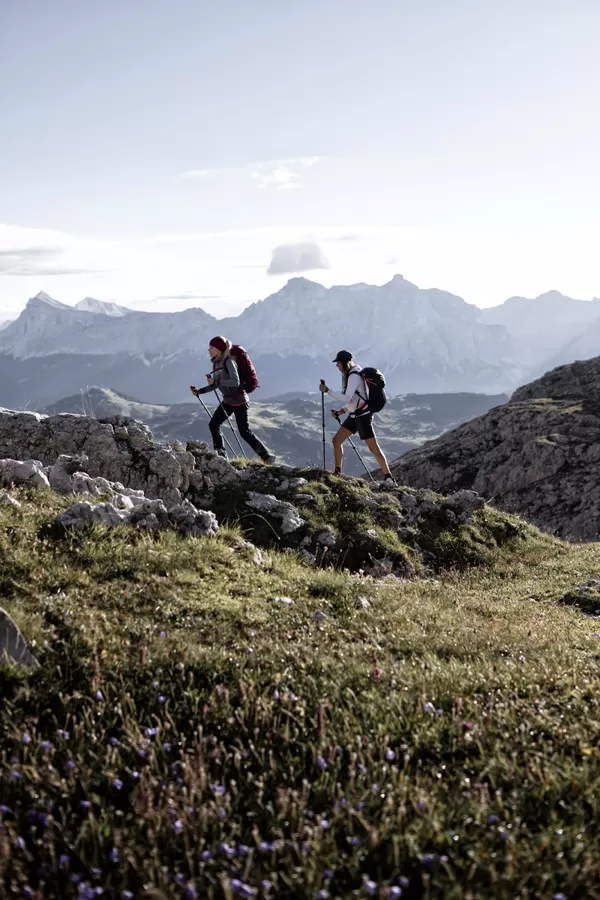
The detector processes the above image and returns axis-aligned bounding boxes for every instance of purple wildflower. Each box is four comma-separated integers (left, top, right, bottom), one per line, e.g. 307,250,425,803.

67,760,76,770
152,680,159,688
273,690,280,701
132,770,140,779
499,831,509,841
16,836,26,850
95,690,104,702
350,836,361,846
365,880,377,896
109,848,119,863
261,881,273,892
487,815,498,824
385,749,396,761
230,880,242,895
200,850,212,861
122,893,134,900
355,802,365,811
424,702,435,713
317,756,328,771
317,892,329,900
211,783,225,795
390,888,403,899
553,895,566,900
259,841,271,853
237,845,249,856
183,886,197,900
417,800,425,812
23,889,33,900
289,692,298,702
145,727,158,738
173,819,184,833
21,733,32,745
218,807,227,818
319,819,329,830
80,800,91,810
324,868,334,879
58,729,70,740
371,783,380,793
59,854,70,866
10,771,21,780
158,695,165,705
112,778,123,790
163,742,171,752
241,886,255,898
110,737,119,746
159,631,166,638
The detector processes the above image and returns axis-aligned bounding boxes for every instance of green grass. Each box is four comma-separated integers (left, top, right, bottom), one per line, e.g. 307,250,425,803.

1,487,600,898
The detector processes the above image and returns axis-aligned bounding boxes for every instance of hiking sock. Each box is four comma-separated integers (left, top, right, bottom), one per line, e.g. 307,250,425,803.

383,473,395,482
334,466,343,476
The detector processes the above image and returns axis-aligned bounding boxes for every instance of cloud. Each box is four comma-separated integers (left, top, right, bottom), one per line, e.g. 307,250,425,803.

267,242,329,276
250,157,320,191
0,246,64,274
181,156,321,190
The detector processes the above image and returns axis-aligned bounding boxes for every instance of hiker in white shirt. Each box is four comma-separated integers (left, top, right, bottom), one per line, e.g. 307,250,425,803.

320,350,394,481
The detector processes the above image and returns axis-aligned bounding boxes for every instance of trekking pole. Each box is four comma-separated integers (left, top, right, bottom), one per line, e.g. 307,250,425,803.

192,391,237,457
333,412,376,483
320,379,327,472
213,385,247,458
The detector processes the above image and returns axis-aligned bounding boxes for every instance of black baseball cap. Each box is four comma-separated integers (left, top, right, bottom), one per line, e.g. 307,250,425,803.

332,350,353,363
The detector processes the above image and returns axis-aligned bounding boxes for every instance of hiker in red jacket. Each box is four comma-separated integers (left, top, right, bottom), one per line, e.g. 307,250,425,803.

190,336,275,462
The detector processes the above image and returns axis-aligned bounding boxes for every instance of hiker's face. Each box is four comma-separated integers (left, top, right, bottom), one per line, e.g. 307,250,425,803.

209,345,221,361
336,361,344,372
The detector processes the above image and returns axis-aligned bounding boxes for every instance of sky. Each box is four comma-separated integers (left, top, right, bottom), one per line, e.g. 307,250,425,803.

1,0,599,320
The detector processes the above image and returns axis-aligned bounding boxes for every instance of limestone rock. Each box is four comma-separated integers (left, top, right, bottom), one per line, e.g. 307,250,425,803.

0,608,40,668
0,493,21,508
389,356,600,540
245,491,305,534
0,458,49,488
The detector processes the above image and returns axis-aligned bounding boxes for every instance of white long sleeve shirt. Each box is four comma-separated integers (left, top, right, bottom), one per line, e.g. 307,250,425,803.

327,366,368,413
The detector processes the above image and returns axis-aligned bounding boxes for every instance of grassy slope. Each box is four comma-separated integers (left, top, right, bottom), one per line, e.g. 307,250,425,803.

1,489,600,899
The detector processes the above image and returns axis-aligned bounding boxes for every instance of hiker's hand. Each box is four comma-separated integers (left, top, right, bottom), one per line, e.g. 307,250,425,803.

331,408,341,418
319,381,328,393
190,385,199,396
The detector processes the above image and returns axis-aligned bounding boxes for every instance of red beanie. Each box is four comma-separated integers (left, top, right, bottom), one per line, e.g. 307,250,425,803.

209,335,227,351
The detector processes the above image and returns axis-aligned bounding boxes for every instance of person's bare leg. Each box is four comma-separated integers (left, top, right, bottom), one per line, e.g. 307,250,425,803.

365,437,392,477
332,427,352,473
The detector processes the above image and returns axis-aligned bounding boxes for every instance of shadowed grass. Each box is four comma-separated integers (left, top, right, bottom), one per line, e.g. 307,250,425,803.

1,487,600,898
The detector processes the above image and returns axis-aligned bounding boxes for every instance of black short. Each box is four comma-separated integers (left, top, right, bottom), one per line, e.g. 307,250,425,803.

341,410,375,441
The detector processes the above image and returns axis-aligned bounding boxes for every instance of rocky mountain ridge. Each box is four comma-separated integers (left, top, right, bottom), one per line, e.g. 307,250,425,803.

390,355,600,540
0,407,523,578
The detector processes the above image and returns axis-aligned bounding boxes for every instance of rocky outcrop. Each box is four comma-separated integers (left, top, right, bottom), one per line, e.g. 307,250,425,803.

0,410,238,506
0,407,532,575
390,357,600,540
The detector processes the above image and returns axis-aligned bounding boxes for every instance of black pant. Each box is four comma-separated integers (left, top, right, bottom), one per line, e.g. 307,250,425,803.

209,402,269,458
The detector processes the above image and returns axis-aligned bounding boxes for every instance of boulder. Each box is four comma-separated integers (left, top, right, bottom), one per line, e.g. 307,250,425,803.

0,608,40,669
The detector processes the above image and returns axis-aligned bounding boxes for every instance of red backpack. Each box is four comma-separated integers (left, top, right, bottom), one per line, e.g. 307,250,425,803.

230,345,259,393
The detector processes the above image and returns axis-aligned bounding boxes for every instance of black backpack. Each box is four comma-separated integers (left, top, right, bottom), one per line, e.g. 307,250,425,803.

359,367,387,413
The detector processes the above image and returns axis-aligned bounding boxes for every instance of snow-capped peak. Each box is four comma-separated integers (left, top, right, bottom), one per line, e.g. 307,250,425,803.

76,297,131,317
29,292,71,310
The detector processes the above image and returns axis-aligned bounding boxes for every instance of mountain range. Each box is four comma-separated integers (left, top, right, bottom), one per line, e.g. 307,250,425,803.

1,277,599,408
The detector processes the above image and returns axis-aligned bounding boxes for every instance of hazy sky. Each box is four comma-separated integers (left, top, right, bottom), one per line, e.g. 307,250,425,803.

1,0,599,318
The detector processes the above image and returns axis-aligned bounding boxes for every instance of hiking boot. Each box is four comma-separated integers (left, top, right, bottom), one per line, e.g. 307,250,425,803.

216,449,228,459
261,453,277,464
